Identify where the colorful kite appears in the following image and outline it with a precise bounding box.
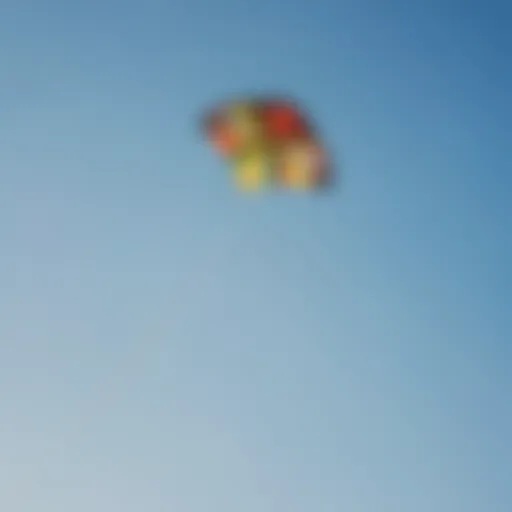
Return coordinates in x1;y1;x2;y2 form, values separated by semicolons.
202;97;331;192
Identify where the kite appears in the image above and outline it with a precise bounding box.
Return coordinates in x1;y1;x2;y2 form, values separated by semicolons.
202;96;332;192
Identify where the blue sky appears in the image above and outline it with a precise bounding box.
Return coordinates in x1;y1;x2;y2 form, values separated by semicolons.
1;1;510;511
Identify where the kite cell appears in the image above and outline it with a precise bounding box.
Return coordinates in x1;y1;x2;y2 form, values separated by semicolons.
202;97;331;192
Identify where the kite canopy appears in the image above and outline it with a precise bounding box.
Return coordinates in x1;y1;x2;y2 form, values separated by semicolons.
202;96;331;192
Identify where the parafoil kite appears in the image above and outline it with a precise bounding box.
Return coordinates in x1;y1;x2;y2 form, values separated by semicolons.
202;96;332;192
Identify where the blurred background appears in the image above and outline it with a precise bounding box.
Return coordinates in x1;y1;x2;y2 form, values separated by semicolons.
1;1;510;511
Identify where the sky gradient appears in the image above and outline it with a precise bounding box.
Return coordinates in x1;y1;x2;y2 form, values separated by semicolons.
1;1;510;511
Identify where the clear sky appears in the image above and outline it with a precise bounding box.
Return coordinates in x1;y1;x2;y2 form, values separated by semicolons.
1;1;510;511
